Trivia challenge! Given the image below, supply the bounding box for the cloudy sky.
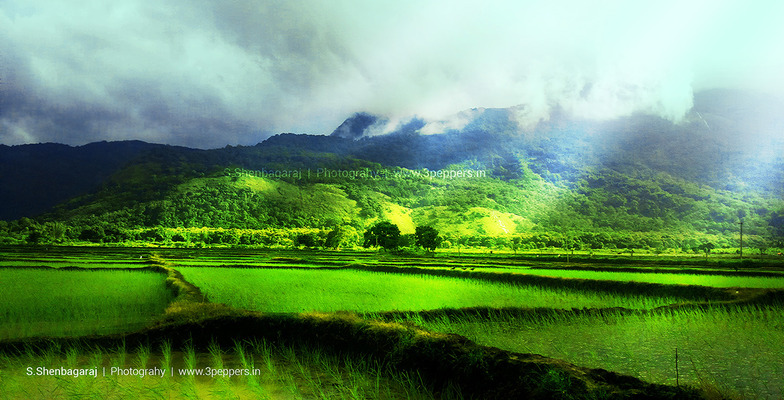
[1,0,783,149]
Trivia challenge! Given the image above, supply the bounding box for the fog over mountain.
[2,1,784,148]
[1,87,781,223]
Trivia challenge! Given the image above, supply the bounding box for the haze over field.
[2,0,784,148]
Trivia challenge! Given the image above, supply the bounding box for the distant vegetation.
[1,163,781,255]
[1,105,783,255]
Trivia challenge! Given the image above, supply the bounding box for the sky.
[1,0,783,149]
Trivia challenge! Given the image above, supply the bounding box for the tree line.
[3,218,782,257]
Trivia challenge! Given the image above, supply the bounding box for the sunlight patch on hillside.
[383,203,416,234]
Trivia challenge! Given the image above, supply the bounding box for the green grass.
[178,267,682,313]
[0,261,148,269]
[2,247,781,398]
[0,246,150,269]
[405,304,784,400]
[0,339,447,400]
[0,268,173,340]
[504,269,784,288]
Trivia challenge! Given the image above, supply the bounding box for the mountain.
[330,112,384,139]
[0,141,175,221]
[1,89,782,249]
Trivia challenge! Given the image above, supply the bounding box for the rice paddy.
[177,267,683,313]
[0,247,150,269]
[400,304,784,399]
[0,268,173,340]
[506,268,784,288]
[0,339,448,400]
[2,246,783,399]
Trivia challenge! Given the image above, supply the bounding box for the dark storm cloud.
[1,0,783,148]
[0,0,273,148]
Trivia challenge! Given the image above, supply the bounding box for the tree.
[698,242,715,259]
[217,229,240,245]
[415,226,442,251]
[325,226,349,249]
[397,233,414,248]
[363,221,401,250]
[39,222,67,243]
[26,228,44,245]
[510,236,522,254]
[295,232,319,248]
[79,226,105,243]
[140,227,167,242]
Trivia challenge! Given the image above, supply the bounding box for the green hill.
[2,147,781,253]
[1,90,783,252]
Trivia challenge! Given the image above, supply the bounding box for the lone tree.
[363,221,401,250]
[698,242,715,259]
[415,225,442,251]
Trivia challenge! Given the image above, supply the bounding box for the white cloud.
[1,0,783,147]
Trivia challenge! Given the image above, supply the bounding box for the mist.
[1,0,783,148]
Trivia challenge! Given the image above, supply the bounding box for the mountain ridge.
[0,89,782,250]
